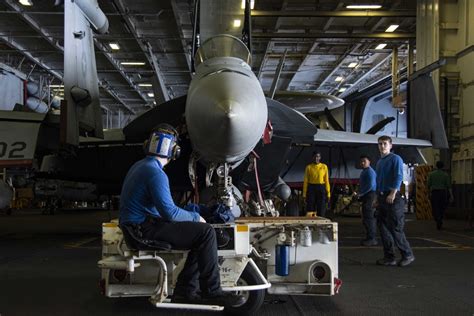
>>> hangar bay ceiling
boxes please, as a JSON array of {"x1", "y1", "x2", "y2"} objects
[{"x1": 0, "y1": 0, "x2": 415, "y2": 126}]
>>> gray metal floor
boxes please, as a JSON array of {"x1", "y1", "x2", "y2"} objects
[{"x1": 1, "y1": 209, "x2": 473, "y2": 316}]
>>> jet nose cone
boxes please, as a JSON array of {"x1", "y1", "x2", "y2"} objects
[{"x1": 185, "y1": 68, "x2": 268, "y2": 163}]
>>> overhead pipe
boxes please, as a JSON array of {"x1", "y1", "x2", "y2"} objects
[{"x1": 74, "y1": 0, "x2": 109, "y2": 34}]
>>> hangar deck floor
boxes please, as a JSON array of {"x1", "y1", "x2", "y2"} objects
[{"x1": 0, "y1": 209, "x2": 473, "y2": 316}]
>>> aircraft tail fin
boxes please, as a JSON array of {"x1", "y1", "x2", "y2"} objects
[{"x1": 409, "y1": 75, "x2": 448, "y2": 149}]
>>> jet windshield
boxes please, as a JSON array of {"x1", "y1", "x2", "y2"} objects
[{"x1": 194, "y1": 35, "x2": 251, "y2": 67}]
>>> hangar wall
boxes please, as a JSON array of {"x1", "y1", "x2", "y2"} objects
[{"x1": 417, "y1": 0, "x2": 474, "y2": 213}]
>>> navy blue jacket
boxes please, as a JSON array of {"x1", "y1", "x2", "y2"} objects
[
  {"x1": 119, "y1": 156, "x2": 200, "y2": 225},
  {"x1": 375, "y1": 153, "x2": 403, "y2": 193}
]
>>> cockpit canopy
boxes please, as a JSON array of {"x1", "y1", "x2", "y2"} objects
[{"x1": 194, "y1": 34, "x2": 251, "y2": 68}]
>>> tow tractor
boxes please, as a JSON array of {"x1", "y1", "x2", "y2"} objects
[{"x1": 98, "y1": 216, "x2": 341, "y2": 314}]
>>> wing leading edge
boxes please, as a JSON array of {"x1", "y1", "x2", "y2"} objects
[{"x1": 314, "y1": 129, "x2": 432, "y2": 147}]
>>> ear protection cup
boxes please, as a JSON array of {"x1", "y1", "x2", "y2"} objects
[{"x1": 172, "y1": 143, "x2": 181, "y2": 160}]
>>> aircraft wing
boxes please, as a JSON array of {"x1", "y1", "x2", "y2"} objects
[
  {"x1": 314, "y1": 129, "x2": 432, "y2": 147},
  {"x1": 273, "y1": 91, "x2": 345, "y2": 114},
  {"x1": 266, "y1": 98, "x2": 317, "y2": 144},
  {"x1": 282, "y1": 130, "x2": 431, "y2": 184},
  {"x1": 123, "y1": 95, "x2": 187, "y2": 142}
]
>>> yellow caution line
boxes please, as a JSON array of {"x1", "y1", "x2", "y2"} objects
[
  {"x1": 421, "y1": 237, "x2": 457, "y2": 247},
  {"x1": 421, "y1": 237, "x2": 472, "y2": 250},
  {"x1": 64, "y1": 237, "x2": 98, "y2": 249},
  {"x1": 340, "y1": 246, "x2": 455, "y2": 250},
  {"x1": 341, "y1": 236, "x2": 472, "y2": 250},
  {"x1": 442, "y1": 230, "x2": 474, "y2": 240}
]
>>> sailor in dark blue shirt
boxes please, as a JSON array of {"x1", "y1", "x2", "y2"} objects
[
  {"x1": 375, "y1": 135, "x2": 415, "y2": 267},
  {"x1": 119, "y1": 124, "x2": 243, "y2": 306},
  {"x1": 357, "y1": 155, "x2": 377, "y2": 246}
]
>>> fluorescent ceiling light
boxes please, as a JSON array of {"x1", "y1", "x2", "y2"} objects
[
  {"x1": 121, "y1": 61, "x2": 145, "y2": 66},
  {"x1": 233, "y1": 19, "x2": 241, "y2": 28},
  {"x1": 348, "y1": 62, "x2": 358, "y2": 68},
  {"x1": 19, "y1": 0, "x2": 33, "y2": 6},
  {"x1": 338, "y1": 87, "x2": 347, "y2": 92},
  {"x1": 335, "y1": 76, "x2": 343, "y2": 82},
  {"x1": 138, "y1": 83, "x2": 152, "y2": 87},
  {"x1": 147, "y1": 93, "x2": 154, "y2": 97},
  {"x1": 241, "y1": 0, "x2": 255, "y2": 9},
  {"x1": 375, "y1": 43, "x2": 387, "y2": 50},
  {"x1": 49, "y1": 84, "x2": 64, "y2": 88},
  {"x1": 385, "y1": 24, "x2": 399, "y2": 32},
  {"x1": 346, "y1": 4, "x2": 382, "y2": 9},
  {"x1": 109, "y1": 43, "x2": 120, "y2": 50}
]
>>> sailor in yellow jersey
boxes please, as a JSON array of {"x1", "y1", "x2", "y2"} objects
[{"x1": 303, "y1": 152, "x2": 330, "y2": 217}]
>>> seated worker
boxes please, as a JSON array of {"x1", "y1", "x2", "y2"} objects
[{"x1": 119, "y1": 123, "x2": 244, "y2": 306}]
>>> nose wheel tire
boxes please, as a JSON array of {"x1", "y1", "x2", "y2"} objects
[{"x1": 225, "y1": 266, "x2": 265, "y2": 315}]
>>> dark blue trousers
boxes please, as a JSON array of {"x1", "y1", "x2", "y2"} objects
[
  {"x1": 376, "y1": 193, "x2": 413, "y2": 260},
  {"x1": 140, "y1": 217, "x2": 221, "y2": 297},
  {"x1": 361, "y1": 191, "x2": 377, "y2": 241}
]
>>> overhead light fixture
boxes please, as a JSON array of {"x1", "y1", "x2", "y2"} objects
[
  {"x1": 233, "y1": 19, "x2": 241, "y2": 28},
  {"x1": 109, "y1": 43, "x2": 120, "y2": 50},
  {"x1": 138, "y1": 83, "x2": 152, "y2": 87},
  {"x1": 346, "y1": 4, "x2": 382, "y2": 9},
  {"x1": 348, "y1": 62, "x2": 358, "y2": 68},
  {"x1": 121, "y1": 61, "x2": 145, "y2": 66},
  {"x1": 385, "y1": 24, "x2": 399, "y2": 32},
  {"x1": 49, "y1": 84, "x2": 64, "y2": 88},
  {"x1": 241, "y1": 0, "x2": 255, "y2": 10},
  {"x1": 375, "y1": 43, "x2": 387, "y2": 50},
  {"x1": 147, "y1": 93, "x2": 154, "y2": 97},
  {"x1": 335, "y1": 76, "x2": 343, "y2": 82},
  {"x1": 338, "y1": 87, "x2": 347, "y2": 92},
  {"x1": 19, "y1": 0, "x2": 33, "y2": 6}
]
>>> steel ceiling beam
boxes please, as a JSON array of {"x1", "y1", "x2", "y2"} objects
[
  {"x1": 14, "y1": 31, "x2": 410, "y2": 40},
  {"x1": 0, "y1": 35, "x2": 114, "y2": 113},
  {"x1": 325, "y1": 2, "x2": 402, "y2": 95},
  {"x1": 146, "y1": 42, "x2": 170, "y2": 104},
  {"x1": 283, "y1": 42, "x2": 319, "y2": 90},
  {"x1": 317, "y1": 44, "x2": 361, "y2": 92},
  {"x1": 112, "y1": 0, "x2": 171, "y2": 101},
  {"x1": 170, "y1": 0, "x2": 193, "y2": 73},
  {"x1": 251, "y1": 10, "x2": 416, "y2": 18},
  {"x1": 2, "y1": 0, "x2": 137, "y2": 114},
  {"x1": 257, "y1": 41, "x2": 272, "y2": 81},
  {"x1": 252, "y1": 32, "x2": 415, "y2": 39},
  {"x1": 260, "y1": 67, "x2": 336, "y2": 73},
  {"x1": 0, "y1": 35, "x2": 62, "y2": 79},
  {"x1": 256, "y1": 1, "x2": 288, "y2": 85},
  {"x1": 93, "y1": 39, "x2": 148, "y2": 104},
  {"x1": 0, "y1": 10, "x2": 171, "y2": 17},
  {"x1": 339, "y1": 54, "x2": 392, "y2": 98},
  {"x1": 284, "y1": 1, "x2": 343, "y2": 90}
]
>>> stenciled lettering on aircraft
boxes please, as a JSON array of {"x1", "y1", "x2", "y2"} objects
[{"x1": 0, "y1": 141, "x2": 27, "y2": 159}]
